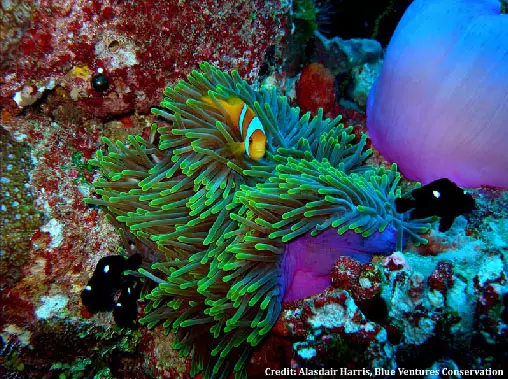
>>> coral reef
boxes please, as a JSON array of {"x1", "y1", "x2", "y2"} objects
[
  {"x1": 367, "y1": 0, "x2": 508, "y2": 188},
  {"x1": 348, "y1": 60, "x2": 383, "y2": 108},
  {"x1": 85, "y1": 63, "x2": 434, "y2": 378},
  {"x1": 0, "y1": 0, "x2": 291, "y2": 374},
  {"x1": 0, "y1": 0, "x2": 38, "y2": 59},
  {"x1": 270, "y1": 193, "x2": 508, "y2": 374},
  {"x1": 0, "y1": 0, "x2": 289, "y2": 119},
  {"x1": 1, "y1": 1, "x2": 507, "y2": 376},
  {"x1": 304, "y1": 31, "x2": 384, "y2": 111},
  {"x1": 0, "y1": 129, "x2": 43, "y2": 290},
  {"x1": 312, "y1": 31, "x2": 383, "y2": 77}
]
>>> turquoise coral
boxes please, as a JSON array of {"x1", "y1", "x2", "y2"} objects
[{"x1": 85, "y1": 63, "x2": 435, "y2": 378}]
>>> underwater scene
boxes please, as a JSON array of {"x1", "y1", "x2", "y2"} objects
[{"x1": 1, "y1": 0, "x2": 507, "y2": 378}]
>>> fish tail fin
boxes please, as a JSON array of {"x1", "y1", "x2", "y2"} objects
[
  {"x1": 227, "y1": 141, "x2": 246, "y2": 157},
  {"x1": 395, "y1": 197, "x2": 416, "y2": 213}
]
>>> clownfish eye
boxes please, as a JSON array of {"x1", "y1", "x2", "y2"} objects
[{"x1": 249, "y1": 138, "x2": 253, "y2": 143}]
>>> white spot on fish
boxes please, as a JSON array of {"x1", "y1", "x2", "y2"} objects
[
  {"x1": 432, "y1": 190, "x2": 440, "y2": 198},
  {"x1": 104, "y1": 265, "x2": 110, "y2": 274}
]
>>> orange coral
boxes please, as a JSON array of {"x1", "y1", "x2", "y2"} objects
[{"x1": 296, "y1": 62, "x2": 336, "y2": 116}]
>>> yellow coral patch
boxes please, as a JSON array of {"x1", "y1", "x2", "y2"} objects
[{"x1": 70, "y1": 65, "x2": 91, "y2": 80}]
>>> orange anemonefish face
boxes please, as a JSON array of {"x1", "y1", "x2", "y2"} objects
[{"x1": 248, "y1": 129, "x2": 267, "y2": 161}]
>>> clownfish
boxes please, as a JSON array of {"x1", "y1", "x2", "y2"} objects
[{"x1": 202, "y1": 95, "x2": 267, "y2": 160}]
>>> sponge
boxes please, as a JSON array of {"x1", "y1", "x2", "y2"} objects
[{"x1": 367, "y1": 0, "x2": 508, "y2": 188}]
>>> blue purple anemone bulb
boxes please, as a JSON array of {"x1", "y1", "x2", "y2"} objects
[
  {"x1": 84, "y1": 62, "x2": 435, "y2": 379},
  {"x1": 367, "y1": 0, "x2": 508, "y2": 188}
]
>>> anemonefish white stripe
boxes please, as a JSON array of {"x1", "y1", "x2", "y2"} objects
[
  {"x1": 238, "y1": 104, "x2": 249, "y2": 137},
  {"x1": 243, "y1": 114, "x2": 265, "y2": 158}
]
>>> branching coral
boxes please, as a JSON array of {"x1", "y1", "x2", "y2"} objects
[{"x1": 85, "y1": 63, "x2": 435, "y2": 378}]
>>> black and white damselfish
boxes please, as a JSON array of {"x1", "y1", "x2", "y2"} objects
[
  {"x1": 81, "y1": 253, "x2": 142, "y2": 328},
  {"x1": 395, "y1": 178, "x2": 475, "y2": 232}
]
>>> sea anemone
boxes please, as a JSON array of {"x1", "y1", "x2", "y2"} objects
[
  {"x1": 367, "y1": 0, "x2": 508, "y2": 189},
  {"x1": 85, "y1": 63, "x2": 434, "y2": 378}
]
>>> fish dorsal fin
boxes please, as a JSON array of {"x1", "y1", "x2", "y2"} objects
[{"x1": 201, "y1": 94, "x2": 245, "y2": 137}]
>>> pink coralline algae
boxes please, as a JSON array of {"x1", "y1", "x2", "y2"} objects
[
  {"x1": 1, "y1": 116, "x2": 119, "y2": 320},
  {"x1": 277, "y1": 288, "x2": 394, "y2": 370},
  {"x1": 331, "y1": 256, "x2": 381, "y2": 302},
  {"x1": 0, "y1": 1, "x2": 290, "y2": 377},
  {"x1": 0, "y1": 0, "x2": 38, "y2": 57},
  {"x1": 427, "y1": 261, "x2": 454, "y2": 292},
  {"x1": 1, "y1": 0, "x2": 289, "y2": 119}
]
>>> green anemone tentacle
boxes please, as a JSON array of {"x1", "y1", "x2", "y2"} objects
[{"x1": 85, "y1": 62, "x2": 436, "y2": 379}]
